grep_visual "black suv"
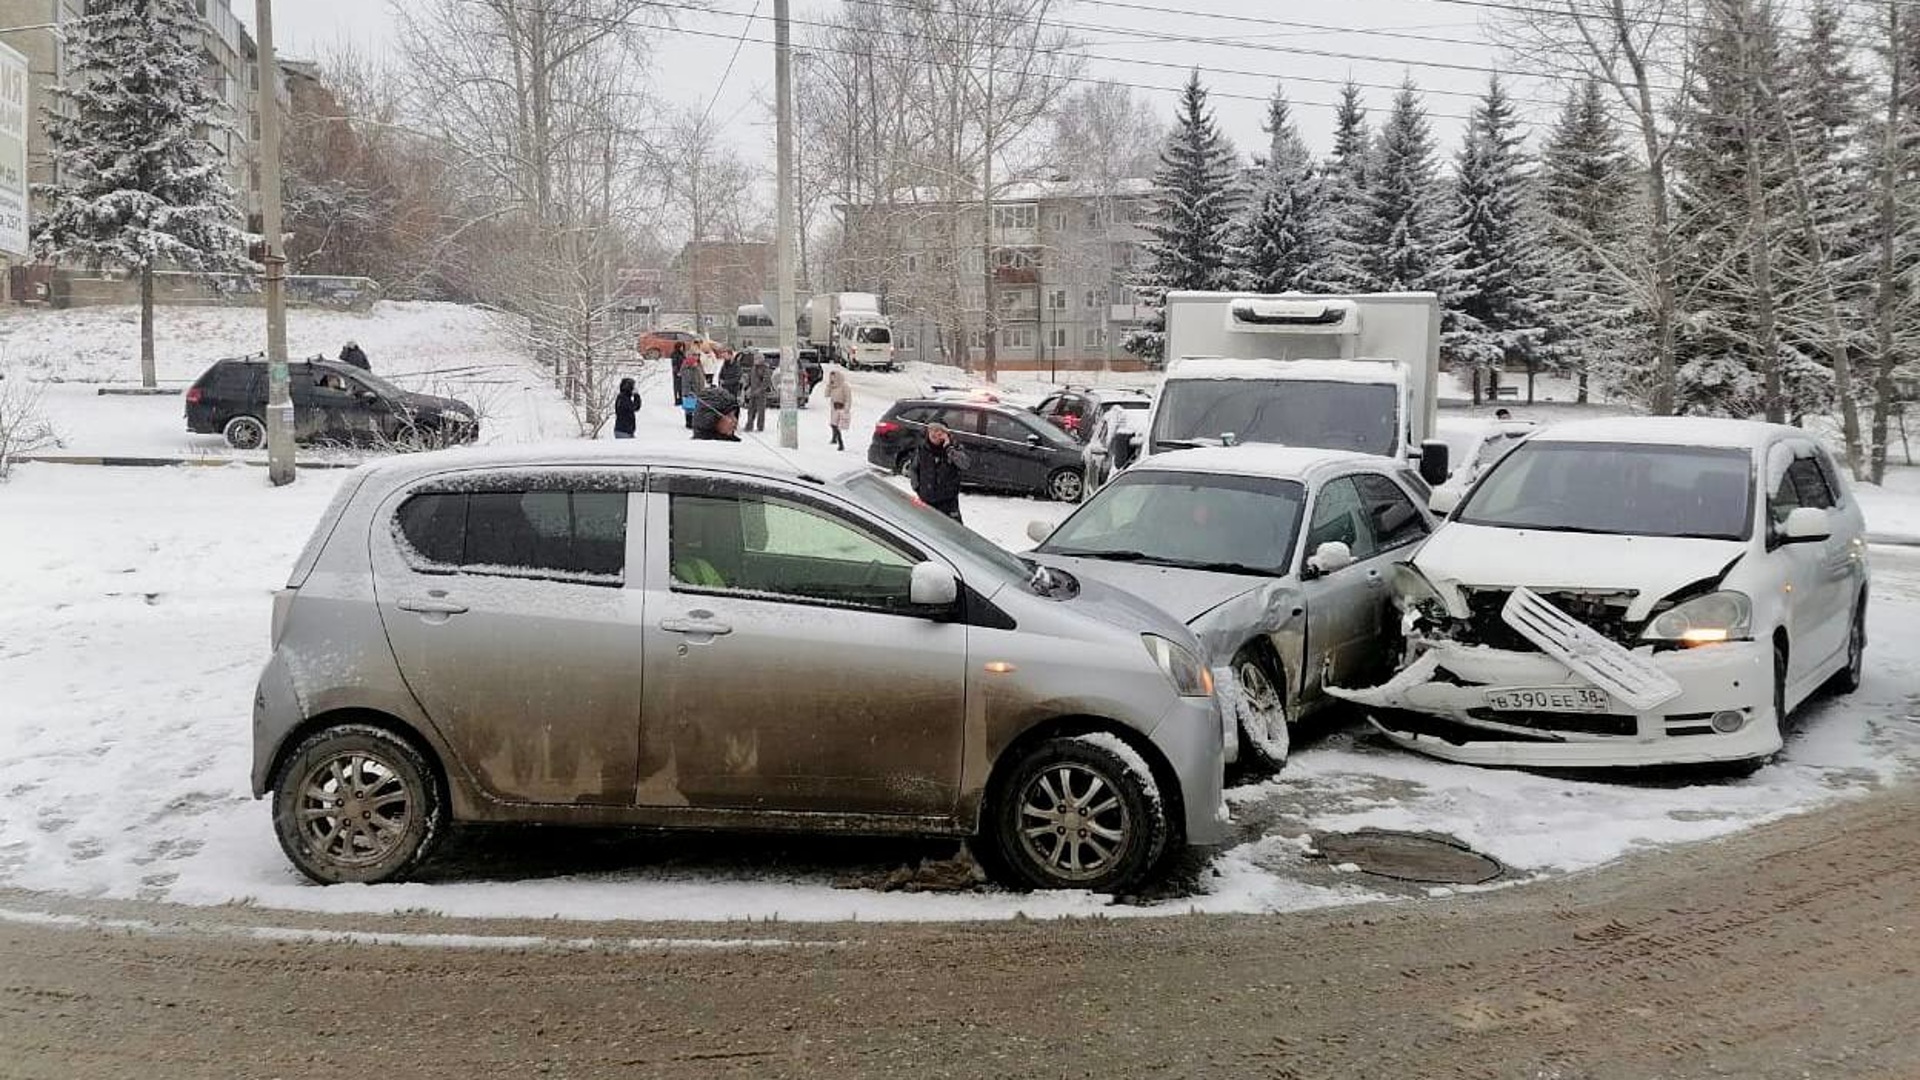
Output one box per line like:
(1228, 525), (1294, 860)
(868, 398), (1087, 502)
(186, 357), (479, 450)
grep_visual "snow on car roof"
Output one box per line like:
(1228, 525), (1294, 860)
(1162, 357), (1408, 384)
(1133, 444), (1383, 480)
(351, 437), (869, 487)
(1530, 416), (1790, 450)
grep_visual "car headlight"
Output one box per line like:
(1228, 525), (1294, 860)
(1143, 634), (1214, 698)
(1390, 563), (1447, 615)
(1643, 590), (1752, 646)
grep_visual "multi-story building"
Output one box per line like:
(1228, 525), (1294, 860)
(664, 240), (776, 335)
(837, 178), (1155, 372)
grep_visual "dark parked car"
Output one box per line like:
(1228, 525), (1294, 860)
(1032, 386), (1153, 441)
(186, 357), (479, 450)
(869, 398), (1089, 502)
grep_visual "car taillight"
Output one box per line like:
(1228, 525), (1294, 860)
(874, 420), (899, 436)
(185, 386), (202, 404)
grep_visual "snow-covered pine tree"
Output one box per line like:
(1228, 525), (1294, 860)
(1355, 80), (1449, 295)
(1234, 85), (1329, 294)
(32, 0), (250, 388)
(1315, 82), (1372, 291)
(1443, 77), (1552, 403)
(1126, 71), (1242, 364)
(1539, 78), (1641, 404)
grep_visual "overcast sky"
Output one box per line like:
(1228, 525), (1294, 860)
(236, 0), (1555, 169)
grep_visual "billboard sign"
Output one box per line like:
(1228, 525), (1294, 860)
(0, 42), (27, 256)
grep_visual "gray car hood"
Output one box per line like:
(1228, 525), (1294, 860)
(1035, 554), (1270, 625)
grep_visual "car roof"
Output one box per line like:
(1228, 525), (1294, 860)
(351, 438), (871, 490)
(1529, 416), (1792, 450)
(1128, 445), (1389, 481)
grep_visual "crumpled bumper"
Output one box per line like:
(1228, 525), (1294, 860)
(1329, 640), (1778, 768)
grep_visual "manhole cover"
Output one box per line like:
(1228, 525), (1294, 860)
(1314, 829), (1503, 885)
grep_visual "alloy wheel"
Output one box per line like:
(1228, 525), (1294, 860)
(294, 750), (415, 870)
(1017, 763), (1130, 883)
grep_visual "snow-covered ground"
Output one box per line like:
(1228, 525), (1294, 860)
(3, 303), (1920, 924)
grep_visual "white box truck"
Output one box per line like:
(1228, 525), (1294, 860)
(1138, 291), (1451, 483)
(804, 291), (897, 371)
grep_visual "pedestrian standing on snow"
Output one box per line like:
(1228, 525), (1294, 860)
(911, 421), (971, 523)
(675, 343), (704, 429)
(719, 351), (744, 397)
(691, 386), (742, 441)
(744, 351), (771, 433)
(338, 341), (370, 371)
(613, 376), (641, 439)
(826, 368), (851, 450)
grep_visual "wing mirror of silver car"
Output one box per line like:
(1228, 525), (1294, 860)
(909, 561), (960, 606)
(1428, 485), (1464, 516)
(1779, 506), (1833, 544)
(1305, 540), (1356, 578)
(1026, 519), (1054, 544)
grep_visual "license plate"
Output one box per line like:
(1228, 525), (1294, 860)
(1484, 686), (1611, 713)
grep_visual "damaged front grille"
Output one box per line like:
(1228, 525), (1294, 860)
(1460, 588), (1640, 650)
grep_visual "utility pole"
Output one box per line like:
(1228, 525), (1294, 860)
(254, 0), (292, 485)
(775, 0), (799, 449)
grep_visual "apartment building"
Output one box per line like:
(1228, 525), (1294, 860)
(837, 177), (1155, 372)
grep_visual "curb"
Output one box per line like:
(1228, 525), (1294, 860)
(1867, 533), (1920, 548)
(15, 454), (360, 470)
(94, 387), (185, 397)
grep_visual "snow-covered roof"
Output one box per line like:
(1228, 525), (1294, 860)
(1163, 357), (1407, 385)
(350, 438), (869, 488)
(1130, 445), (1384, 480)
(1530, 416), (1791, 450)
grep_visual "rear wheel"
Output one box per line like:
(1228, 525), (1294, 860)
(1047, 467), (1085, 503)
(222, 414), (266, 450)
(1232, 646), (1290, 774)
(895, 450), (915, 476)
(271, 724), (444, 885)
(987, 735), (1169, 893)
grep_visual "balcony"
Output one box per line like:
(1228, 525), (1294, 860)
(993, 265), (1040, 286)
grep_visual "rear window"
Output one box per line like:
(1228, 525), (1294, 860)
(394, 490), (629, 584)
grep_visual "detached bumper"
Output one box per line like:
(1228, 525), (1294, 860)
(1330, 641), (1778, 768)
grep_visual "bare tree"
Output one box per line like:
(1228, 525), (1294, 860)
(659, 109), (766, 333)
(0, 365), (61, 479)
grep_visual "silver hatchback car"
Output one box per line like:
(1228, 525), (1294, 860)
(254, 442), (1226, 893)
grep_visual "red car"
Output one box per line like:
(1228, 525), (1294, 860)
(638, 330), (731, 361)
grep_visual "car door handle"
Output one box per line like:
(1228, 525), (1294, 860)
(397, 597), (469, 615)
(660, 617), (734, 637)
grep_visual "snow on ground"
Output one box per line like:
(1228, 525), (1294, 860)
(1856, 464), (1920, 540)
(4, 303), (1920, 923)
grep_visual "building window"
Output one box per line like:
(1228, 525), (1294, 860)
(900, 328), (918, 350)
(1084, 327), (1106, 349)
(961, 287), (985, 310)
(1083, 288), (1105, 309)
(1047, 289), (1067, 310)
(1085, 208), (1102, 229)
(1048, 327), (1068, 349)
(1002, 326), (1035, 349)
(1048, 210), (1068, 232)
(966, 329), (990, 349)
(905, 253), (919, 273)
(992, 204), (1037, 230)
(993, 247), (1040, 271)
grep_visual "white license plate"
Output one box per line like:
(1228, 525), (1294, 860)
(1484, 686), (1611, 713)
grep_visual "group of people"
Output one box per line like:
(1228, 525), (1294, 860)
(611, 342), (852, 448)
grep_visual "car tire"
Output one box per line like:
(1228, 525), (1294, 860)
(987, 734), (1169, 893)
(1232, 646), (1290, 775)
(895, 450), (915, 476)
(642, 348), (661, 360)
(223, 414), (267, 450)
(1828, 594), (1865, 695)
(1047, 468), (1085, 503)
(271, 724), (445, 885)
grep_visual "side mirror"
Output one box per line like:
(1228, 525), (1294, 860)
(357, 390), (380, 403)
(1780, 506), (1832, 543)
(909, 561), (959, 606)
(1306, 540), (1355, 577)
(1026, 519), (1054, 544)
(1026, 432), (1044, 447)
(1428, 485), (1463, 516)
(1416, 440), (1451, 487)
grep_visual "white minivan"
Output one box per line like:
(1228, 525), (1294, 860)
(1334, 417), (1869, 770)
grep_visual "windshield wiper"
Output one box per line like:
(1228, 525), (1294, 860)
(1042, 547), (1157, 562)
(1155, 439), (1200, 450)
(1162, 559), (1278, 576)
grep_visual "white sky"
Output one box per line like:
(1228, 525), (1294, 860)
(236, 0), (1552, 168)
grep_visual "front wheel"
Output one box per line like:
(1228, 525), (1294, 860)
(1047, 467), (1085, 503)
(1232, 647), (1290, 774)
(223, 414), (266, 450)
(1829, 595), (1865, 695)
(271, 724), (444, 885)
(987, 734), (1170, 893)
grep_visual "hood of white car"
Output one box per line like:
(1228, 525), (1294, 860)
(1415, 523), (1746, 618)
(1035, 554), (1274, 625)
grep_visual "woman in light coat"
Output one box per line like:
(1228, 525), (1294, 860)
(826, 368), (852, 450)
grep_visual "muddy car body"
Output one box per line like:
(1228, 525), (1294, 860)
(252, 442), (1226, 892)
(1333, 418), (1870, 770)
(1028, 446), (1438, 771)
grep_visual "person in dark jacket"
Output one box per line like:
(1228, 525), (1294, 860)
(338, 341), (370, 371)
(675, 343), (704, 429)
(718, 352), (745, 397)
(743, 352), (771, 432)
(910, 422), (971, 522)
(691, 386), (741, 441)
(613, 376), (640, 438)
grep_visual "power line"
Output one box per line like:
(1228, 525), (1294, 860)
(693, 0), (765, 136)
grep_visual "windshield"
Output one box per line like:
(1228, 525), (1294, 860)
(1039, 469), (1306, 575)
(1458, 441), (1754, 541)
(1152, 378), (1399, 457)
(843, 473), (1033, 585)
(329, 365), (407, 398)
(857, 326), (891, 345)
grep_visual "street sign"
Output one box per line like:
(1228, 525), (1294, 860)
(0, 42), (27, 256)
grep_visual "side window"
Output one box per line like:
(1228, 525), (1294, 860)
(982, 412), (1032, 442)
(1354, 473), (1431, 551)
(668, 486), (920, 610)
(392, 489), (627, 584)
(1397, 467), (1432, 500)
(1770, 445), (1835, 522)
(1304, 477), (1377, 562)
